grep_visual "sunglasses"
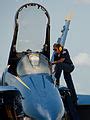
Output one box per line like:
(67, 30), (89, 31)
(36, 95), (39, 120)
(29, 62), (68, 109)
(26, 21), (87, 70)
(53, 49), (57, 51)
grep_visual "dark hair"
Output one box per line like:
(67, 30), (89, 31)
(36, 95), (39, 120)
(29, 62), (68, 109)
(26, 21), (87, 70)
(53, 43), (62, 49)
(53, 43), (57, 48)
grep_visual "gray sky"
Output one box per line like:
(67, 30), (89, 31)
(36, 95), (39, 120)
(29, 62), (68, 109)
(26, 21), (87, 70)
(0, 0), (90, 94)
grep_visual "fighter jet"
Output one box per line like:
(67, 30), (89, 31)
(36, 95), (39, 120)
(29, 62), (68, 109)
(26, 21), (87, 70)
(0, 3), (65, 120)
(1, 2), (89, 120)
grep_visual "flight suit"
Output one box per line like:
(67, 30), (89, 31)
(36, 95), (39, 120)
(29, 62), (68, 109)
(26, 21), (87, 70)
(54, 49), (77, 104)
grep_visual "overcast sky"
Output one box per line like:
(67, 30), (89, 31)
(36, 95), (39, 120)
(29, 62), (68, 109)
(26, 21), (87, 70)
(0, 0), (90, 94)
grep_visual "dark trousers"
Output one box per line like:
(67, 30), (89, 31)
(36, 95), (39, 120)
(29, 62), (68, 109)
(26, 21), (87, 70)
(55, 62), (77, 104)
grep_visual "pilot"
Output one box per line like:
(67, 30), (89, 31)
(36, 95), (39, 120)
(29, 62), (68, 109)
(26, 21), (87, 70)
(52, 43), (77, 104)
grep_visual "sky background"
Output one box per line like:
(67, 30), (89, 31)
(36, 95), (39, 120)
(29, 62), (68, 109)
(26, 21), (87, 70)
(0, 0), (90, 95)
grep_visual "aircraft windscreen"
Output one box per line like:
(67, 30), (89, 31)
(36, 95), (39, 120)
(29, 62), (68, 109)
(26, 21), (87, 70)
(16, 4), (48, 52)
(17, 53), (51, 76)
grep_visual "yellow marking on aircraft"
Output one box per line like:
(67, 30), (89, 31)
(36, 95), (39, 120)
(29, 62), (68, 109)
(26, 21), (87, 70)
(15, 76), (31, 91)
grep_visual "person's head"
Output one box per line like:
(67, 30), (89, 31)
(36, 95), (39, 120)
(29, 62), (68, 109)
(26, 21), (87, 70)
(53, 43), (63, 53)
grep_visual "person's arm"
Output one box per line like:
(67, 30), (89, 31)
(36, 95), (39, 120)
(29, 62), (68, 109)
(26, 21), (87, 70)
(51, 58), (65, 65)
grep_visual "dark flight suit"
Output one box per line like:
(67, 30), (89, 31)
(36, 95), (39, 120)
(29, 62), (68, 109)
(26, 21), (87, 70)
(54, 48), (77, 104)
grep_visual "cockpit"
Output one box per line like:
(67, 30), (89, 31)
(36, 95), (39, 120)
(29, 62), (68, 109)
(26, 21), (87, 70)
(17, 52), (51, 76)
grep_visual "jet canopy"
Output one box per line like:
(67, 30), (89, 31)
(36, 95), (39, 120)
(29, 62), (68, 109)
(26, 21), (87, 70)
(9, 3), (50, 59)
(8, 3), (50, 75)
(16, 5), (48, 52)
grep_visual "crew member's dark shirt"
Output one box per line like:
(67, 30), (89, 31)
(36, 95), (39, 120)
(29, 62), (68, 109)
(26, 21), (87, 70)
(54, 49), (73, 65)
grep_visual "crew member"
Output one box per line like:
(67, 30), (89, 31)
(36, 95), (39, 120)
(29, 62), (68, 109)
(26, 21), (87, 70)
(52, 43), (77, 104)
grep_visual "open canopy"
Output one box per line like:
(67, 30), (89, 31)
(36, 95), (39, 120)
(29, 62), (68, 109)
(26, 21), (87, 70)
(9, 3), (50, 61)
(16, 4), (48, 52)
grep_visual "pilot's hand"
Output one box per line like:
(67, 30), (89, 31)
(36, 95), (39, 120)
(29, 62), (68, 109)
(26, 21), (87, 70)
(58, 58), (65, 63)
(51, 61), (57, 65)
(51, 58), (65, 65)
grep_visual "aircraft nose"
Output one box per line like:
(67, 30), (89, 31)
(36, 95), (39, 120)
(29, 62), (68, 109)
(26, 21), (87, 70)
(35, 93), (64, 120)
(20, 74), (64, 120)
